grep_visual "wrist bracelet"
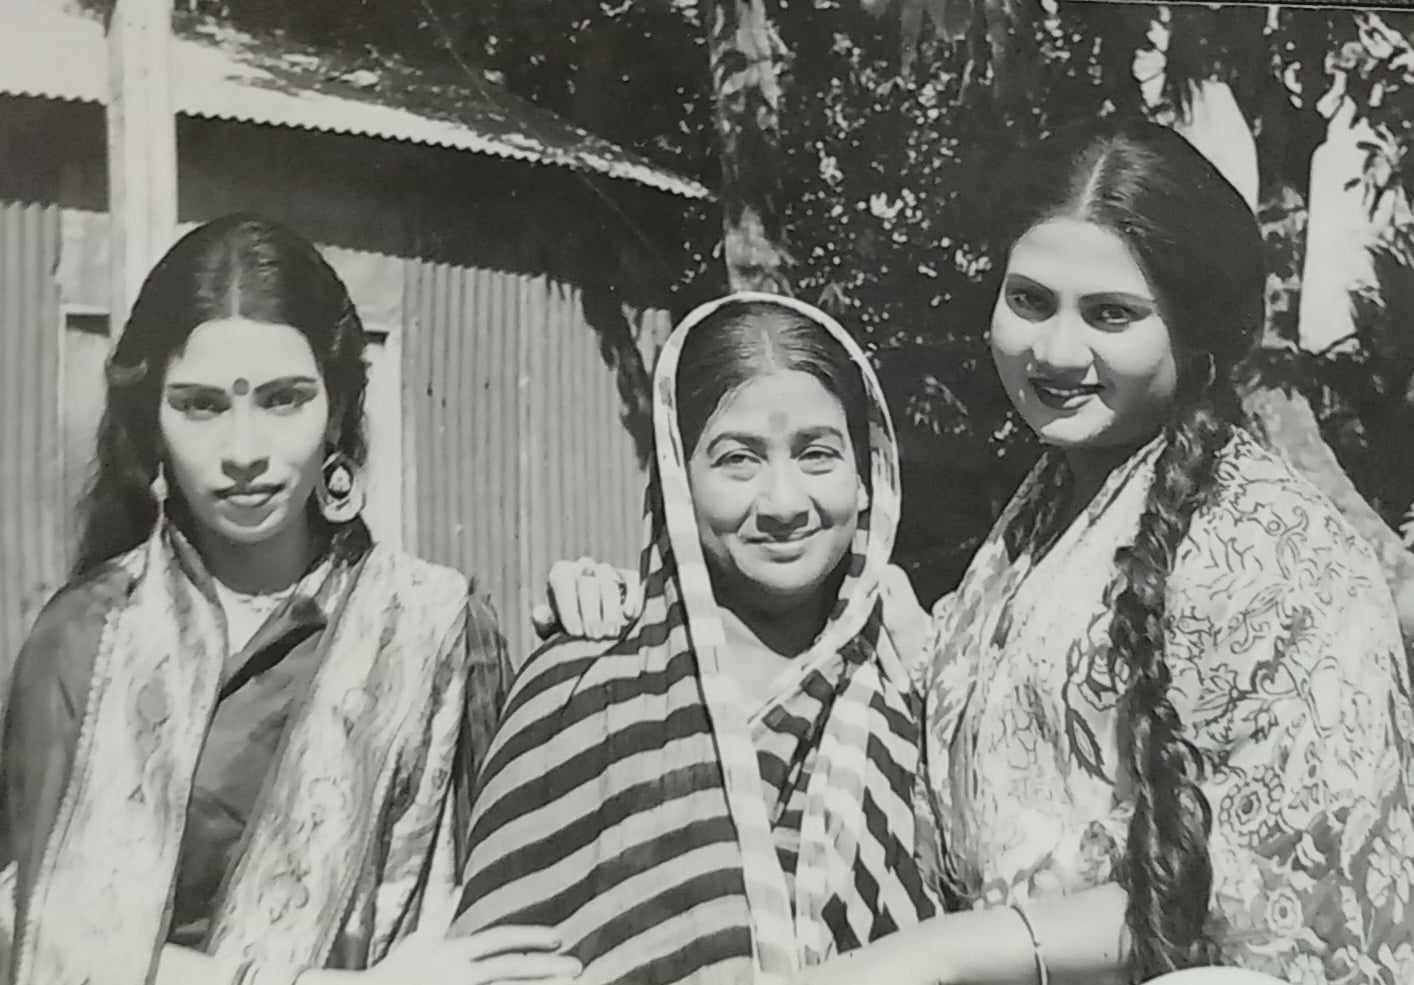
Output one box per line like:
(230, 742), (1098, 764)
(1009, 902), (1050, 985)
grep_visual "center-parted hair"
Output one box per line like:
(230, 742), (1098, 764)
(994, 121), (1265, 980)
(73, 213), (370, 576)
(673, 299), (872, 483)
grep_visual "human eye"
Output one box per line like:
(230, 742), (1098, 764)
(1005, 284), (1053, 321)
(713, 448), (760, 478)
(167, 389), (226, 420)
(1088, 303), (1143, 328)
(799, 445), (843, 471)
(261, 383), (317, 414)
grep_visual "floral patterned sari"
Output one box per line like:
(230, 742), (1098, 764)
(920, 428), (1414, 983)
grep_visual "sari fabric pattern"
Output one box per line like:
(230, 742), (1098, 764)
(452, 291), (937, 985)
(923, 428), (1414, 983)
(2, 523), (506, 985)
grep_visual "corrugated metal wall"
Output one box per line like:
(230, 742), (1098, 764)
(0, 200), (63, 711)
(406, 262), (658, 663)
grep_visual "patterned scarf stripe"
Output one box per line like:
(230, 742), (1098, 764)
(453, 291), (933, 984)
(15, 528), (472, 985)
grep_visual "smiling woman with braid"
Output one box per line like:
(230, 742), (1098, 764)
(800, 122), (1414, 985)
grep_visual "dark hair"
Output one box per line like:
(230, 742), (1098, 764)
(995, 122), (1264, 979)
(674, 299), (871, 480)
(73, 213), (370, 576)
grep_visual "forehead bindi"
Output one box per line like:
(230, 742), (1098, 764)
(165, 317), (320, 387)
(705, 371), (848, 443)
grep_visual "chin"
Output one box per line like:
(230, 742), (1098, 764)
(211, 513), (289, 546)
(1028, 415), (1119, 449)
(740, 556), (847, 611)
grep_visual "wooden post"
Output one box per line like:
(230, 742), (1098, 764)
(106, 0), (177, 333)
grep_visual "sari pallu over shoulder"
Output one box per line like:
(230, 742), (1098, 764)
(452, 292), (938, 985)
(923, 428), (1414, 984)
(5, 521), (492, 985)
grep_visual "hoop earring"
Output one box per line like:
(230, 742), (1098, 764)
(315, 451), (364, 524)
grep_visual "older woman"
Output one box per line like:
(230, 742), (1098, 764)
(451, 293), (939, 984)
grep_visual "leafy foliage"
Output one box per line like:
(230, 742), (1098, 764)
(191, 0), (1414, 599)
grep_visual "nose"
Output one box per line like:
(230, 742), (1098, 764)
(755, 463), (811, 538)
(221, 405), (269, 486)
(1030, 310), (1090, 375)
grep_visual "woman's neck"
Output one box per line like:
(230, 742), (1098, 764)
(195, 519), (319, 595)
(712, 563), (843, 660)
(1062, 440), (1149, 520)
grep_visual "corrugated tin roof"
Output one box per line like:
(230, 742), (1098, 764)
(0, 0), (712, 201)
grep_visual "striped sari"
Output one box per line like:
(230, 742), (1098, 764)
(451, 292), (938, 984)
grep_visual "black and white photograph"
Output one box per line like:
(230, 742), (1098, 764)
(1, 0), (1413, 982)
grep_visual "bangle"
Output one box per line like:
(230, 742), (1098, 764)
(1010, 902), (1050, 985)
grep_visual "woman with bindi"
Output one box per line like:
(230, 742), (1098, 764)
(0, 214), (578, 985)
(451, 294), (939, 984)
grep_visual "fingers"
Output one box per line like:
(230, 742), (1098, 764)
(467, 953), (582, 984)
(455, 925), (564, 961)
(619, 568), (644, 623)
(544, 558), (634, 640)
(530, 602), (560, 641)
(586, 563), (622, 639)
(547, 558), (589, 638)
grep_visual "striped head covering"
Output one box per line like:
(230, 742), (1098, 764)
(452, 291), (937, 984)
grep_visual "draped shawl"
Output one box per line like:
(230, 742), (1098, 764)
(452, 291), (938, 985)
(4, 522), (494, 985)
(922, 429), (1414, 983)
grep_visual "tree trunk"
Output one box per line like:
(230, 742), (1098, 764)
(707, 0), (792, 294)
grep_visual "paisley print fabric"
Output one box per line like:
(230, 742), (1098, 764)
(921, 428), (1414, 982)
(0, 521), (507, 985)
(452, 291), (937, 985)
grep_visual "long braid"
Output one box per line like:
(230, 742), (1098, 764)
(990, 120), (1266, 976)
(1110, 365), (1239, 979)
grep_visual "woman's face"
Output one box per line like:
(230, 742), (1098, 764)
(990, 217), (1180, 450)
(159, 317), (329, 549)
(687, 369), (866, 614)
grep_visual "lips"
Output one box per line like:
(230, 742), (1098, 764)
(1029, 377), (1103, 411)
(217, 484), (283, 509)
(751, 532), (819, 558)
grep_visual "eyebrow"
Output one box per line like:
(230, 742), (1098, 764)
(705, 426), (847, 453)
(793, 425), (847, 444)
(705, 431), (767, 454)
(164, 375), (319, 394)
(1005, 274), (1155, 307)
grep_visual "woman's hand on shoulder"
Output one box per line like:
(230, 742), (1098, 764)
(531, 556), (643, 641)
(353, 926), (581, 984)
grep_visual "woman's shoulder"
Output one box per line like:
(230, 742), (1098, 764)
(10, 561), (138, 707)
(501, 633), (629, 711)
(1178, 427), (1391, 605)
(1208, 428), (1381, 562)
(363, 545), (484, 621)
(27, 561), (139, 646)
